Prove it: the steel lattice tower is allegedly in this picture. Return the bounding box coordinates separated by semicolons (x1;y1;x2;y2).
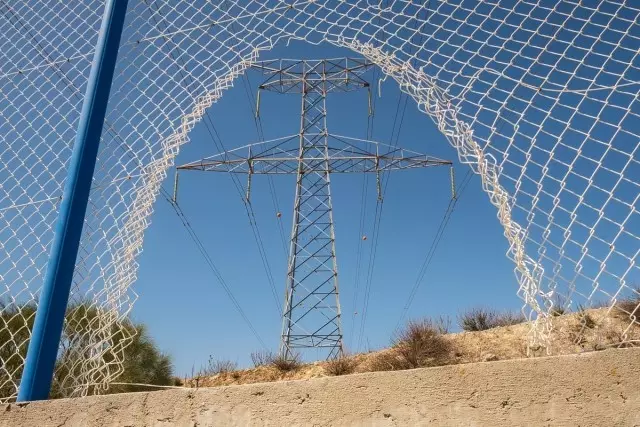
280;60;344;359
177;58;451;360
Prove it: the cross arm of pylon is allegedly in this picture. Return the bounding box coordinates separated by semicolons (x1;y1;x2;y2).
253;58;373;94
176;133;451;175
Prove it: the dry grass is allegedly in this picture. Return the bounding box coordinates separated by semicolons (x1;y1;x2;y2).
368;350;411;372
250;350;275;367
325;355;357;376
270;353;301;372
577;305;597;330
249;350;301;372
186;308;640;389
614;288;640;324
458;308;525;332
392;318;452;368
197;356;238;376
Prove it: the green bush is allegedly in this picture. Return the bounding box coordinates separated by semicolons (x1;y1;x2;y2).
0;301;174;399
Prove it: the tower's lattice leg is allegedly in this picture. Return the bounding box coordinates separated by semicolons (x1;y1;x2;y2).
281;64;343;360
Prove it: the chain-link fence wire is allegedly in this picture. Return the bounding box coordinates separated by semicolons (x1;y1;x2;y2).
0;0;638;401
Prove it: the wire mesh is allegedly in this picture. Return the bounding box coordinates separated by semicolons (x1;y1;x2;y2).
0;0;638;401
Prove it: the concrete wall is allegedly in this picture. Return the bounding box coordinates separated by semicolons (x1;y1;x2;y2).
2;348;639;426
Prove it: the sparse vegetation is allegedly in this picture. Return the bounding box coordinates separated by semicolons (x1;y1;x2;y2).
458;308;525;332
190;356;240;387
249;349;301;372
270;353;301;372
325;354;357;376
251;350;275;367
197;356;238;376
500;311;527;326
594;324;636;350
392;318;452;368
577;304;597;330
249;350;302;372
369;350;410;372
550;295;568;317
184;304;640;390
570;305;598;346
368;318;453;372
615;287;640;323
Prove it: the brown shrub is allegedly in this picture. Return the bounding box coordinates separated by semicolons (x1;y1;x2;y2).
392;318;452;368
197;356;238;376
547;294;569;317
577;304;597;329
458;308;525;332
368;350;410;372
593;325;635;351
496;311;527;327
615;288;640;324
270;353;301;372
325;354;357;376
250;350;275;367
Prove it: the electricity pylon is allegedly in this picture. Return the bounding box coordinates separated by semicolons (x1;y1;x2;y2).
177;58;452;360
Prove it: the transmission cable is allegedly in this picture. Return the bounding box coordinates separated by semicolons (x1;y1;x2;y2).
356;72;406;351
240;72;290;257
147;0;283;315
159;187;268;350
348;65;378;349
359;4;438;342
393;169;473;330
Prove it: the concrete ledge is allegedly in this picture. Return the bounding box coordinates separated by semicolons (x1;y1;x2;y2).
2;348;639;426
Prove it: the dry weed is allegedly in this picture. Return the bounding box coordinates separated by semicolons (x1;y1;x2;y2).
368;350;410;372
325;355;357;376
270;353;301;372
197;356;238;377
250;350;275;367
458;308;525;332
392;318;452;368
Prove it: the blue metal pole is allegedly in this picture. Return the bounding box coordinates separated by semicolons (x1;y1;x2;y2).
17;0;129;402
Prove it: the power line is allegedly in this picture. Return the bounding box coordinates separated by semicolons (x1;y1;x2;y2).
393;169;473;330
356;198;383;351
348;69;378;350
148;0;283;315
367;2;440;337
159;187;268;350
240;72;289;257
356;91;407;351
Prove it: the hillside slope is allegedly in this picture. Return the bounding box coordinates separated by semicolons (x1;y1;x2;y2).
190;308;640;388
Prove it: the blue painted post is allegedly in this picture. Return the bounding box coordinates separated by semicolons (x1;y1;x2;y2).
17;0;129;402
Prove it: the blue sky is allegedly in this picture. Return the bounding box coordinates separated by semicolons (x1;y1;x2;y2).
131;40;520;376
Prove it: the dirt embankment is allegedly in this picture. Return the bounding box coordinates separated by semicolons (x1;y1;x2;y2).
189;308;640;388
